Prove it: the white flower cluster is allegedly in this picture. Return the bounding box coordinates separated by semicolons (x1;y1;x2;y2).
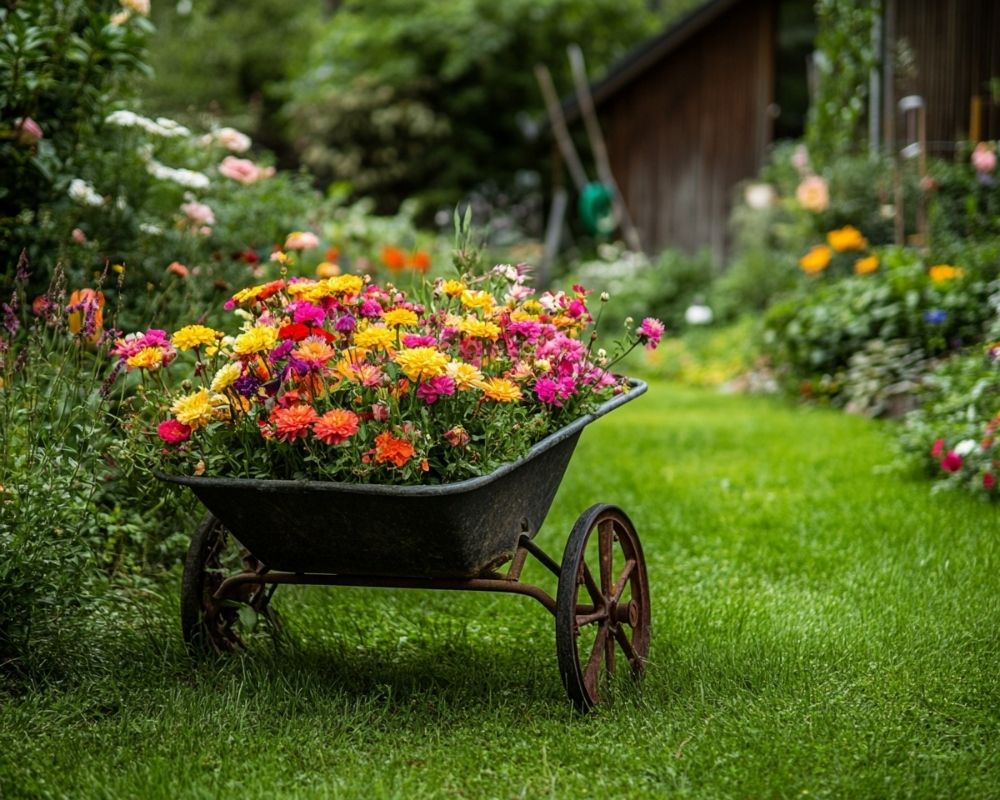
68;178;105;207
106;110;191;139
146;159;210;190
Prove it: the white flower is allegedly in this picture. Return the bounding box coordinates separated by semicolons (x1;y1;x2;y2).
106;109;189;138
119;0;150;16
744;183;775;211
210;127;252;153
685;303;714;325
954;439;979;457
146;159;210;189
139;223;164;236
68;178;105;207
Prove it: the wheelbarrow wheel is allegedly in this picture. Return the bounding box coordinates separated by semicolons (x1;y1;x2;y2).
181;513;280;655
555;504;650;712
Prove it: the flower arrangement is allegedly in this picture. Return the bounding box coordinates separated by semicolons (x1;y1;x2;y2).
111;258;663;484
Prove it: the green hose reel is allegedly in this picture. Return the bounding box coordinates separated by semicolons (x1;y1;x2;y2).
577;181;616;236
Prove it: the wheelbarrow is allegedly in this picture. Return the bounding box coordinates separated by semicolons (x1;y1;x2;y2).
158;379;650;712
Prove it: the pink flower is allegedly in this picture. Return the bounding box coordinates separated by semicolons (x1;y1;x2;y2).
157;419;192;445
181;200;215;226
791;144;810;173
416;375;455;405
284;231;320;251
218;155;274;184
940;451;963;473
14;117;43;146
795;175;829;212
971;142;997;174
444;426;470;447
402;334;436;348
930;438;945;458
637;317;665;350
371;403;390;422
984;472;996;490
71;228;87;244
167;261;190;279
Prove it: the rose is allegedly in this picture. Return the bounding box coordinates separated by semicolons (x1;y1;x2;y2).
971;142;997;174
795;175;829;212
218;156;274;184
14;117;43;146
180;200;215;227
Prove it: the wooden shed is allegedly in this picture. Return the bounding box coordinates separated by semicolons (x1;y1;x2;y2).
562;0;1000;259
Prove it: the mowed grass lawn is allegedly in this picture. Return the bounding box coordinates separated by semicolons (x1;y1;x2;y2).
2;382;998;798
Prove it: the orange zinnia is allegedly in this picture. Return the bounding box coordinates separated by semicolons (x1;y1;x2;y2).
270;404;318;443
314;409;360;445
373;430;415;467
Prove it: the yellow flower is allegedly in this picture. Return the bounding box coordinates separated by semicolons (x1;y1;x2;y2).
441;279;466;297
458;316;501;340
854;255;879;275
354;326;395;350
316;261;340;278
383;308;419;328
509;310;540;323
171;388;222;430
460;289;494;312
230;285;264;306
480;377;522;402
520;300;544;315
285;281;330;302
232;326;278;357
929;264;964;283
171;324;221;351
826;225;867;252
445;361;484;390
210;362;243;392
326;274;365;296
126;347;165;371
799;245;832;275
393;347;450;382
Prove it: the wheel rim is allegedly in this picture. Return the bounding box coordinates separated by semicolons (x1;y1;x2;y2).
182;514;278;654
556;505;650;711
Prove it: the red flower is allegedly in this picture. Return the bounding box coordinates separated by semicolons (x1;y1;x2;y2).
157;419;192;445
279;323;310;341
940;451;963;473
984;473;996;490
930;438;945;458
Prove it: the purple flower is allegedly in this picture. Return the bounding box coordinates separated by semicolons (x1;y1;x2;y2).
335;314;357;333
360;299;383;318
233;373;261;397
269;340;295;362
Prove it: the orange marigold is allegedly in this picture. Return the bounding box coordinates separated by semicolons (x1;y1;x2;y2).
373;430;416;467
313;409;360;445
270;404;318;443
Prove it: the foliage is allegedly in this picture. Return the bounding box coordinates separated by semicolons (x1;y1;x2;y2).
281;0;659;211
570;243;715;334
841;338;927;418
806;0;879;168
763;248;994;398
927;144;1000;258
0;0;151;281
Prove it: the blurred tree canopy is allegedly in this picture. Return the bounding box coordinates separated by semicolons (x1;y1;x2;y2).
281;0;661;211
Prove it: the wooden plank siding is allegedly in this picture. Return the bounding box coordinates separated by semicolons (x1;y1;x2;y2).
597;0;775;259
893;0;1000;152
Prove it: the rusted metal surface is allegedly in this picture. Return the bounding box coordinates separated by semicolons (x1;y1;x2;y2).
160;380;645;580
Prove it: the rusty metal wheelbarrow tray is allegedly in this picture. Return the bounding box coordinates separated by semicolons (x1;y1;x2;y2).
157;379;646;579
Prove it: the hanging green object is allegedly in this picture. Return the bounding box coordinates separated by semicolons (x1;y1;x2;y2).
577;182;616;236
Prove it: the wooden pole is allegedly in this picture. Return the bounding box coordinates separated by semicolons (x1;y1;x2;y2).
533;64;588;192
566;44;643;253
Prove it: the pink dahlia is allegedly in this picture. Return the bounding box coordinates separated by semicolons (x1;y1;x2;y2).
637;317;665;350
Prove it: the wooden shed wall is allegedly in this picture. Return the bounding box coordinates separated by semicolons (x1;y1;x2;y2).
893;0;1000;149
598;0;775;259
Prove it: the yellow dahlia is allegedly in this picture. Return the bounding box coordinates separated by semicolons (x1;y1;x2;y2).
171;324;221;351
326;274;365;295
210;362;243;392
445;361;484;390
394;347;450;382
233;326;278;357
171;388;222;430
383;308;419;328
126;347;165;371
441;279;466;297
354;326;395;350
460;289;494;312
480;377;522;403
458;317;501;340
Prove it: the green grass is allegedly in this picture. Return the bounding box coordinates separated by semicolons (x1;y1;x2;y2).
2;382;999;798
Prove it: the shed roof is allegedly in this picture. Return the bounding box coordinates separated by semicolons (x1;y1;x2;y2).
562;0;741;122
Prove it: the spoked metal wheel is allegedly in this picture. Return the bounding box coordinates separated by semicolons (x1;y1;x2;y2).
556;504;650;712
180;513;280;655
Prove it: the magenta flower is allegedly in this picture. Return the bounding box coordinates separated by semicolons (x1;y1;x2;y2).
416;375;456;405
402;334;436;348
158;419;192;445
940;451;963;473
637;317;665;350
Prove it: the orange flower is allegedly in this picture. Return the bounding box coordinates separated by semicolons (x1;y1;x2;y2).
381;246;407;272
293;338;335;367
929;264;964;284
854;255;879;275
480;377;522;402
826;225;867;252
799;245;831;275
270;404;318;443
373;430;416;467
313;409;360;445
407;250;431;273
67;288;105;343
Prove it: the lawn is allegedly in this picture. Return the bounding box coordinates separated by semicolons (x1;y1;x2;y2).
1;382;998;799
